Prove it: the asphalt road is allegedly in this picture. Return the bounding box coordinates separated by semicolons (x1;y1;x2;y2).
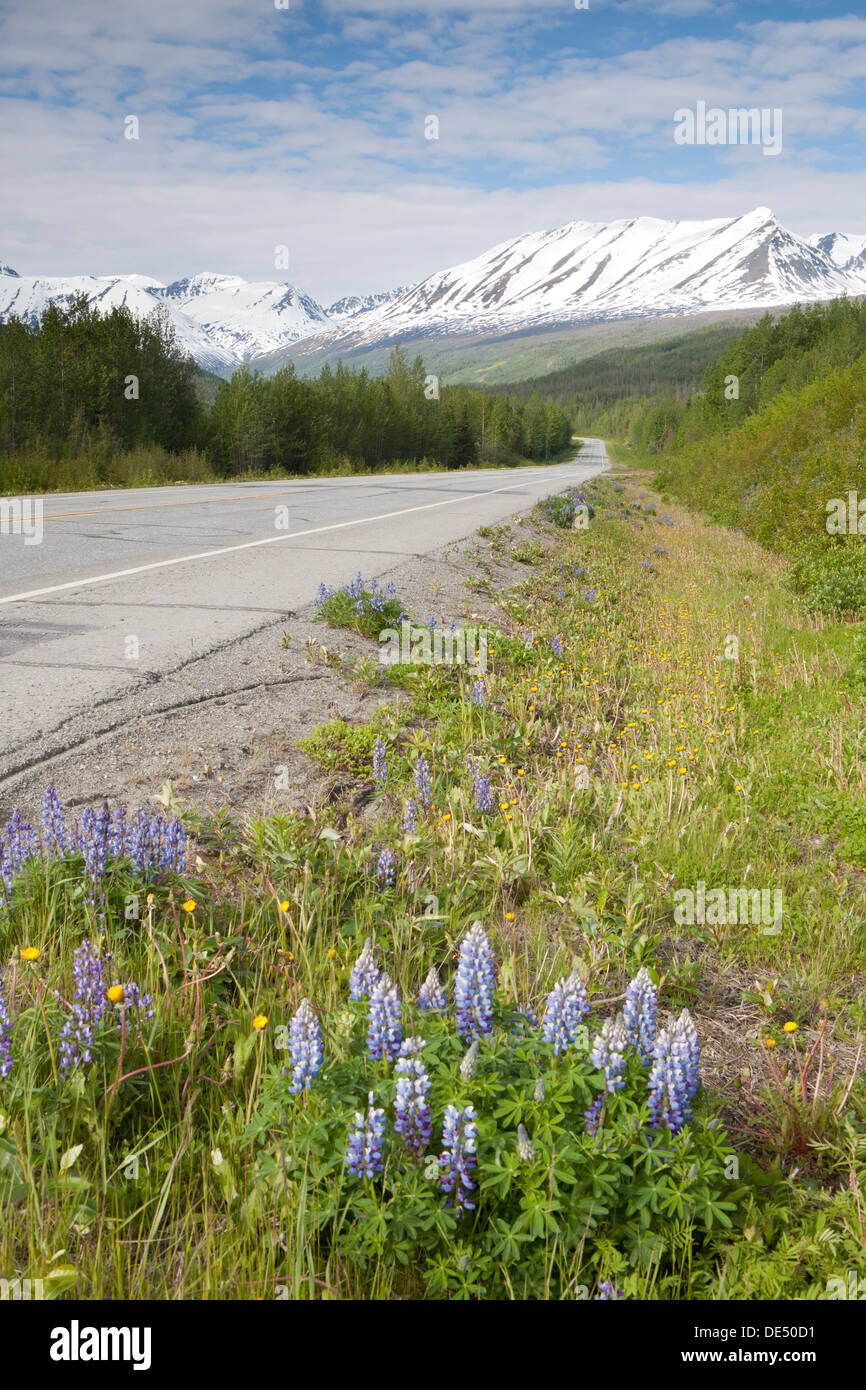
0;439;608;771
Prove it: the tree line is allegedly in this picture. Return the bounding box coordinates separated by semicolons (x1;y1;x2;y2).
0;295;573;488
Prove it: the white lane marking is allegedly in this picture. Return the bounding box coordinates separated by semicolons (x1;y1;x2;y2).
0;460;603;607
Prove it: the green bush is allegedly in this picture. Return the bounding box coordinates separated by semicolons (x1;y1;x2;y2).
298;719;381;776
787;539;866;615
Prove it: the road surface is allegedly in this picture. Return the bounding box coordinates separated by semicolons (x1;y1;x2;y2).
0;439;608;783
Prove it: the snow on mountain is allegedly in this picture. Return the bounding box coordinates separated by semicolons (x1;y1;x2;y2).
3;209;866;373
326;287;410;322
315;208;866;354
807;231;866;272
158;273;329;361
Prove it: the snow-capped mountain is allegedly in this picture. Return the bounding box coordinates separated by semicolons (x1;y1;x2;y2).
159;273;330;361
326;287;409;323
309;208;866;356
3;209;866;374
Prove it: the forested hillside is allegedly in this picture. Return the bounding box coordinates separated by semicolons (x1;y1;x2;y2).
0;296;572;491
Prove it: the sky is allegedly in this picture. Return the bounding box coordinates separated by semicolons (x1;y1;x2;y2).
2;0;866;303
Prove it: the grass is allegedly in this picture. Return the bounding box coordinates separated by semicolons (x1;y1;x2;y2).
1;470;865;1299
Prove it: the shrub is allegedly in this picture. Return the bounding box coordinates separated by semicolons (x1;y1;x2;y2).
315;573;406;639
297;719;381;776
787;539;866;615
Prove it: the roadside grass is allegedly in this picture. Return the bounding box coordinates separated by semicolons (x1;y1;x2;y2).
1;470;864;1299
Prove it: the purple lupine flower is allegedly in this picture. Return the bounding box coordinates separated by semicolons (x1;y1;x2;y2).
288;999;323;1093
402;799;419;835
349;938;381;1002
346;1091;387;1179
108;980;155;1021
58;938;109;1071
581;587;596;604
471;763;494;814
394;1037;432;1157
622;967;658;1065
438;1104;477;1212
418;966;446;1012
376;847;397;887
454;921;495;1041
470;678;486;707
367;972;402;1062
541;971;589;1055
595;1280;625;1300
551;636;563;657
373;737;387;787
414;754;431;810
584;1015;629;1133
41;786;69;858
0;976;13;1080
647;1009;700;1134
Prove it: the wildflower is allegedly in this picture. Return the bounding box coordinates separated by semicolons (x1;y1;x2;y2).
622;967;658;1064
470;678;486;708
20;947;39;962
327;948;336;961
584;1015;629;1134
288;999;323;1093
541;973;590;1055
551;636;563;657
783;1021;798;1033
415;754;432;809
349;939;381;1001
439;1104;477;1212
595;1280;625;1300
0;977;12;1079
375;847;397;887
394;1037;432;1157
647;1009;700;1135
454;922;495;1041
279;900;290;912
40;785;69;857
252;1015;268;1031
417;966;446;1012
460;1038;480;1079
533;1077;546;1103
372;737;387;787
106;985;125;1004
346;1092;387;1179
182;900;197;913
401;799;419;835
516;1124;535;1162
367;972;403;1062
471;762;494;814
58;939;108;1071
581;587;596;604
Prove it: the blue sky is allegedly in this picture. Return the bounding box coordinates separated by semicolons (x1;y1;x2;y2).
2;0;866;301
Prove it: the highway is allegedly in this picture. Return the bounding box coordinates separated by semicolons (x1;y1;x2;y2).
0;439;608;781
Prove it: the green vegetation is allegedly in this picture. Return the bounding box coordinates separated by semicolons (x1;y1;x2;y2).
297;720;381;777
0;299;572;492
3;476;864;1298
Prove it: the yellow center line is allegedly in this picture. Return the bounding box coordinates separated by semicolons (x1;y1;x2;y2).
43;491;290;521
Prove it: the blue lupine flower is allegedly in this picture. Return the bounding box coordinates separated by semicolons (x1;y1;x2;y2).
647;1009;700;1134
414;754;431;809
372;737;387;787
58;938;108;1071
367;972;403;1062
0;976;12;1080
551;636;563;657
346;1091;387;1179
438;1104;477;1212
470;678;486;707
417;966;446;1012
574;565;587;578
376;847;397;887
584;1015;629;1133
402;799;419;835
394;1037;432;1157
471;763;494;814
288;998;324;1093
541;972;589;1055
40;786;69;857
581;587;596;604
622;967;658;1065
594;1280;625;1300
349;939;381;1001
454;921;495;1041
